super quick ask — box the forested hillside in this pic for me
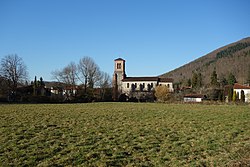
[161,37,250,86]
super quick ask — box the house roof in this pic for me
[114,58,125,61]
[233,83,250,89]
[184,94,204,98]
[122,77,173,82]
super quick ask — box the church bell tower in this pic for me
[112,58,126,101]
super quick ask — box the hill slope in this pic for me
[161,37,250,85]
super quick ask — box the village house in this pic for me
[112,58,174,101]
[183,94,204,103]
[233,83,250,102]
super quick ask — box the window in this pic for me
[147,84,151,92]
[127,83,129,88]
[131,84,135,92]
[135,83,137,88]
[167,84,170,88]
[143,83,145,88]
[117,63,121,69]
[140,84,143,91]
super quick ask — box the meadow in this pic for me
[0,103,250,166]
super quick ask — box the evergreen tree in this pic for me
[33,76,37,96]
[187,78,191,87]
[220,76,228,87]
[232,90,237,102]
[227,73,237,85]
[191,72,198,88]
[241,90,245,103]
[232,91,239,102]
[40,77,45,86]
[228,87,233,102]
[197,72,202,88]
[236,92,239,101]
[218,90,224,102]
[210,69,219,87]
[34,76,37,86]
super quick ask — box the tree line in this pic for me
[0,54,112,102]
[216,42,250,59]
[51,56,112,102]
[51,56,111,93]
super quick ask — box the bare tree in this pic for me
[96,71,111,100]
[97,71,111,88]
[78,56,101,93]
[52,62,78,85]
[0,54,28,96]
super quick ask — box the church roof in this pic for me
[123,77,158,82]
[122,77,173,82]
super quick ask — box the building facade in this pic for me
[112,58,173,100]
[233,83,250,102]
[183,94,204,103]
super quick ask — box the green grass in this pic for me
[0,103,250,166]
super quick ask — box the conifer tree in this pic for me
[187,78,191,87]
[232,90,237,102]
[33,76,37,96]
[220,76,228,87]
[197,72,202,88]
[228,73,237,85]
[210,69,219,87]
[236,92,239,101]
[241,90,245,103]
[40,77,45,86]
[228,87,233,102]
[192,72,198,88]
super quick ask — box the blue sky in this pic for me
[0,0,250,81]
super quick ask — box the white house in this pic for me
[233,83,250,102]
[112,58,173,100]
[184,94,204,103]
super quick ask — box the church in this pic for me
[112,58,174,101]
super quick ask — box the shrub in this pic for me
[154,85,170,102]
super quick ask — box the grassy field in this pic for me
[0,103,250,166]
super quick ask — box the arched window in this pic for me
[131,84,135,92]
[140,84,143,91]
[147,84,151,92]
[117,63,121,69]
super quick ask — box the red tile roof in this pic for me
[184,94,204,98]
[233,83,250,89]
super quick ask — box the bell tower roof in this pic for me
[114,58,125,61]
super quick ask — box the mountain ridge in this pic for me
[161,37,250,86]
